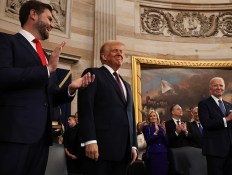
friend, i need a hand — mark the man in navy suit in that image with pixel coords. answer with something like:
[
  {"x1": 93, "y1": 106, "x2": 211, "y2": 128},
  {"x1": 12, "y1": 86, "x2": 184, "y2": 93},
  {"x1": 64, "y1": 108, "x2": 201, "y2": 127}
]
[
  {"x1": 165, "y1": 104, "x2": 191, "y2": 148},
  {"x1": 0, "y1": 1, "x2": 94, "y2": 175},
  {"x1": 188, "y1": 106, "x2": 203, "y2": 148},
  {"x1": 198, "y1": 77, "x2": 232, "y2": 175},
  {"x1": 78, "y1": 40, "x2": 138, "y2": 175}
]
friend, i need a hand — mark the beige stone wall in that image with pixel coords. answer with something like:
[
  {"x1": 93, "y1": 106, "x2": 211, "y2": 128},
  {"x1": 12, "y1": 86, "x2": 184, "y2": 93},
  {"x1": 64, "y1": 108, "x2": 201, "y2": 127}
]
[
  {"x1": 1, "y1": 0, "x2": 232, "y2": 114},
  {"x1": 116, "y1": 0, "x2": 232, "y2": 80}
]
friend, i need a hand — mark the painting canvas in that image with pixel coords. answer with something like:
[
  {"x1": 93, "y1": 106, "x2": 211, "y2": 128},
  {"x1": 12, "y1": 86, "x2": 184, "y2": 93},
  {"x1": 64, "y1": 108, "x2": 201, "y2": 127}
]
[
  {"x1": 131, "y1": 56, "x2": 232, "y2": 123},
  {"x1": 141, "y1": 67, "x2": 232, "y2": 122}
]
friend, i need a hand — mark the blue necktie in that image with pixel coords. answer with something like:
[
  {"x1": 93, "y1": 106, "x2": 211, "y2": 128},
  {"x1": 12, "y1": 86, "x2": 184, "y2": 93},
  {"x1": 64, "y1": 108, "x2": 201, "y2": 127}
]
[
  {"x1": 218, "y1": 100, "x2": 226, "y2": 115},
  {"x1": 197, "y1": 123, "x2": 203, "y2": 134}
]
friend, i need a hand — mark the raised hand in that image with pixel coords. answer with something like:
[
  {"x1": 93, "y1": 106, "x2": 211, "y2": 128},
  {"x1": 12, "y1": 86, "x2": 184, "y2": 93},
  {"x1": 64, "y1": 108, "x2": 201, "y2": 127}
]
[{"x1": 47, "y1": 41, "x2": 66, "y2": 73}]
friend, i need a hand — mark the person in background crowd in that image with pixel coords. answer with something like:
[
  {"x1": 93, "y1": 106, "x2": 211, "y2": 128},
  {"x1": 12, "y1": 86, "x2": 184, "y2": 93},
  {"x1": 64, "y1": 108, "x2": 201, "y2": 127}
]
[
  {"x1": 188, "y1": 106, "x2": 203, "y2": 148},
  {"x1": 165, "y1": 104, "x2": 191, "y2": 174},
  {"x1": 186, "y1": 107, "x2": 195, "y2": 122},
  {"x1": 63, "y1": 115, "x2": 83, "y2": 175},
  {"x1": 127, "y1": 121, "x2": 147, "y2": 175},
  {"x1": 52, "y1": 106, "x2": 64, "y2": 144},
  {"x1": 137, "y1": 121, "x2": 147, "y2": 160},
  {"x1": 198, "y1": 77, "x2": 232, "y2": 175},
  {"x1": 78, "y1": 40, "x2": 137, "y2": 175},
  {"x1": 143, "y1": 110, "x2": 168, "y2": 175},
  {"x1": 0, "y1": 1, "x2": 94, "y2": 175},
  {"x1": 165, "y1": 104, "x2": 191, "y2": 148}
]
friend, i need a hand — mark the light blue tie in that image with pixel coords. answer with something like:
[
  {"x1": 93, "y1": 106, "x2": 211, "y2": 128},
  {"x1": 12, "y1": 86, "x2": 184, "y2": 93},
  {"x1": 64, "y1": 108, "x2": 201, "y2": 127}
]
[
  {"x1": 197, "y1": 123, "x2": 203, "y2": 134},
  {"x1": 218, "y1": 100, "x2": 226, "y2": 115}
]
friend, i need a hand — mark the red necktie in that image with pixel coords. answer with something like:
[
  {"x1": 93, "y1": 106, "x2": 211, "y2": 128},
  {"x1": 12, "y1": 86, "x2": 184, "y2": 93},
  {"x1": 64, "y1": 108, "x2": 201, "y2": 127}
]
[{"x1": 33, "y1": 38, "x2": 47, "y2": 66}]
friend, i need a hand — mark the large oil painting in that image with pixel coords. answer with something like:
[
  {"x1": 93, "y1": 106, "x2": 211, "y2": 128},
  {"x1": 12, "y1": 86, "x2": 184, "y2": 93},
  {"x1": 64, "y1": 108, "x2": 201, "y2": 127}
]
[{"x1": 132, "y1": 57, "x2": 232, "y2": 123}]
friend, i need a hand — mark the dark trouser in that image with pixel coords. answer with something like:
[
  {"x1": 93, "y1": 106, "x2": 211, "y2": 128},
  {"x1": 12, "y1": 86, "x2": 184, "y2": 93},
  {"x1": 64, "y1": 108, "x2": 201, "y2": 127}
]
[
  {"x1": 66, "y1": 156, "x2": 83, "y2": 175},
  {"x1": 149, "y1": 152, "x2": 168, "y2": 175},
  {"x1": 83, "y1": 157, "x2": 128, "y2": 175},
  {"x1": 0, "y1": 139, "x2": 49, "y2": 175},
  {"x1": 206, "y1": 154, "x2": 232, "y2": 175}
]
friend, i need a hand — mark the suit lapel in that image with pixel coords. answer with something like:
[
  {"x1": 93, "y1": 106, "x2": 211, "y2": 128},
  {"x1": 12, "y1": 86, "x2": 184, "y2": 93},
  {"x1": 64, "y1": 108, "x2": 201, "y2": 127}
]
[
  {"x1": 171, "y1": 119, "x2": 176, "y2": 131},
  {"x1": 15, "y1": 33, "x2": 43, "y2": 65},
  {"x1": 100, "y1": 66, "x2": 126, "y2": 104},
  {"x1": 209, "y1": 97, "x2": 225, "y2": 117},
  {"x1": 224, "y1": 101, "x2": 231, "y2": 116},
  {"x1": 193, "y1": 122, "x2": 202, "y2": 135}
]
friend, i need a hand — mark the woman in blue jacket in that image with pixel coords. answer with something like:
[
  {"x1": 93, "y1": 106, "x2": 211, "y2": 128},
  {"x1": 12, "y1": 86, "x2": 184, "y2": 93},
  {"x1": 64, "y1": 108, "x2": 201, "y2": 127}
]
[{"x1": 143, "y1": 110, "x2": 168, "y2": 175}]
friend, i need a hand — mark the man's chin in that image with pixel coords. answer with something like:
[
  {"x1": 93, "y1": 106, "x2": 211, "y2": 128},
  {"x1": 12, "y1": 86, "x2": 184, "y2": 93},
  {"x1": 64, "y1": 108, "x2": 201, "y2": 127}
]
[{"x1": 43, "y1": 35, "x2": 49, "y2": 40}]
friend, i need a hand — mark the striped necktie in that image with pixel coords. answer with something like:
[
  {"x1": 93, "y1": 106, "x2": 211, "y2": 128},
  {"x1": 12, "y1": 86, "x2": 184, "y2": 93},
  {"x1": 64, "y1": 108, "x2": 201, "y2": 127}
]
[
  {"x1": 218, "y1": 100, "x2": 226, "y2": 115},
  {"x1": 197, "y1": 122, "x2": 203, "y2": 134}
]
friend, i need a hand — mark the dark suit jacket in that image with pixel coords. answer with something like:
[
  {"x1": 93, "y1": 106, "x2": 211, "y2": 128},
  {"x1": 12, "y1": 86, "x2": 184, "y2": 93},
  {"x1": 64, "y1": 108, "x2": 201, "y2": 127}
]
[
  {"x1": 143, "y1": 124, "x2": 168, "y2": 153},
  {"x1": 198, "y1": 96, "x2": 232, "y2": 157},
  {"x1": 78, "y1": 66, "x2": 137, "y2": 161},
  {"x1": 188, "y1": 121, "x2": 203, "y2": 148},
  {"x1": 165, "y1": 119, "x2": 191, "y2": 148},
  {"x1": 0, "y1": 32, "x2": 74, "y2": 144}
]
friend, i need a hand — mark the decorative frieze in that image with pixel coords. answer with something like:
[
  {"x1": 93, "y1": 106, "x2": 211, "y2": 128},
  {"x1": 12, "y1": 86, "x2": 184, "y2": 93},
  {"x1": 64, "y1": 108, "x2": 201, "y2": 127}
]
[
  {"x1": 2, "y1": 0, "x2": 70, "y2": 36},
  {"x1": 140, "y1": 6, "x2": 232, "y2": 37}
]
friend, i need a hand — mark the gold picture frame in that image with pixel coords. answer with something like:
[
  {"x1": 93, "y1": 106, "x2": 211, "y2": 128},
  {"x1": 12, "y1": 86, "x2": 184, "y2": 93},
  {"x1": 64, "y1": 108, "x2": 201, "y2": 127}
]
[{"x1": 132, "y1": 56, "x2": 232, "y2": 123}]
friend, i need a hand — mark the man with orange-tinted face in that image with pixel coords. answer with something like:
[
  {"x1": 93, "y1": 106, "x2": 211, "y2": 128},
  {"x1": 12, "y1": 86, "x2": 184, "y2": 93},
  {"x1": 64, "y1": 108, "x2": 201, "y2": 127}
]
[
  {"x1": 198, "y1": 77, "x2": 232, "y2": 175},
  {"x1": 78, "y1": 40, "x2": 137, "y2": 175}
]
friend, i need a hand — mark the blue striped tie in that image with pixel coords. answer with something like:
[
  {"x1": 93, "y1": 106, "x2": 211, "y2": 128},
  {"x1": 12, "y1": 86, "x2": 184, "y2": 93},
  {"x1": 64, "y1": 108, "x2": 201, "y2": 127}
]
[{"x1": 218, "y1": 100, "x2": 226, "y2": 115}]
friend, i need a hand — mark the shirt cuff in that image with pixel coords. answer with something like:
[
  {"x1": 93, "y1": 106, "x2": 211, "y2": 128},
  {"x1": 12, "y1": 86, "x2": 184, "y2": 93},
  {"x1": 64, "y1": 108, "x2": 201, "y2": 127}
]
[
  {"x1": 223, "y1": 117, "x2": 227, "y2": 127},
  {"x1": 68, "y1": 88, "x2": 76, "y2": 97},
  {"x1": 132, "y1": 146, "x2": 137, "y2": 150},
  {"x1": 81, "y1": 140, "x2": 97, "y2": 147},
  {"x1": 46, "y1": 66, "x2": 50, "y2": 77}
]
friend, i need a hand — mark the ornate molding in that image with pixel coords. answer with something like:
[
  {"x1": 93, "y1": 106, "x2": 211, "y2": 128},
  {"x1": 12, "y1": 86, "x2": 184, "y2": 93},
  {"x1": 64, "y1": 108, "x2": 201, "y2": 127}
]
[
  {"x1": 2, "y1": 0, "x2": 71, "y2": 37},
  {"x1": 140, "y1": 6, "x2": 232, "y2": 37},
  {"x1": 133, "y1": 57, "x2": 232, "y2": 68}
]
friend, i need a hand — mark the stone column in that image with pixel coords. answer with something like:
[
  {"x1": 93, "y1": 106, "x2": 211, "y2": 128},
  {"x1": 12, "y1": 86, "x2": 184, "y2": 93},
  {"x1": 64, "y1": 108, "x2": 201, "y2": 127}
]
[{"x1": 94, "y1": 0, "x2": 116, "y2": 67}]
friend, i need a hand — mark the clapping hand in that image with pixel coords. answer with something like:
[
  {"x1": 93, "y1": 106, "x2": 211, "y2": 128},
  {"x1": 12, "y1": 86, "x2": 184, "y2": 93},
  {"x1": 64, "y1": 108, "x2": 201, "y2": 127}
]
[{"x1": 68, "y1": 72, "x2": 95, "y2": 93}]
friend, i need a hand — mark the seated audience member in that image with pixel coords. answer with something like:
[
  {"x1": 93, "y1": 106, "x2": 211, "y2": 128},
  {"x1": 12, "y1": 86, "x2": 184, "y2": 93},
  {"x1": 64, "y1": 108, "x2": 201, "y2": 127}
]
[
  {"x1": 137, "y1": 121, "x2": 147, "y2": 160},
  {"x1": 165, "y1": 104, "x2": 191, "y2": 148},
  {"x1": 63, "y1": 115, "x2": 83, "y2": 175},
  {"x1": 188, "y1": 106, "x2": 203, "y2": 148},
  {"x1": 143, "y1": 110, "x2": 168, "y2": 175}
]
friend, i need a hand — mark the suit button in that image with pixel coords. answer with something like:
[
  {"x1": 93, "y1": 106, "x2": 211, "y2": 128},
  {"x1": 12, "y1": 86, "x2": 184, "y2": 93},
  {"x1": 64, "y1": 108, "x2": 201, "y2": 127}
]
[{"x1": 43, "y1": 103, "x2": 48, "y2": 107}]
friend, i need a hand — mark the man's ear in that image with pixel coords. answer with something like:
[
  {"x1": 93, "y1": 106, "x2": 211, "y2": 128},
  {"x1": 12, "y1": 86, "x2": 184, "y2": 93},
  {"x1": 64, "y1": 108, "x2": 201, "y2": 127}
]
[
  {"x1": 29, "y1": 9, "x2": 38, "y2": 21},
  {"x1": 101, "y1": 54, "x2": 107, "y2": 61}
]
